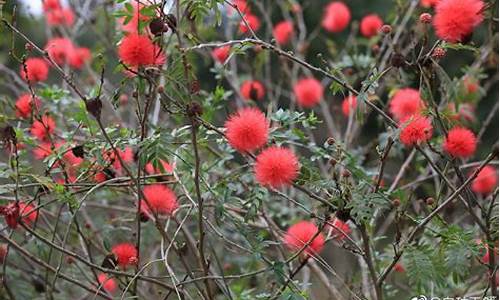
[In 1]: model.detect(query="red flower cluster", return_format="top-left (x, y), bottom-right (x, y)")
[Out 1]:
top-left (225, 107), bottom-right (269, 153)
top-left (120, 2), bottom-right (152, 34)
top-left (140, 184), bottom-right (179, 219)
top-left (31, 115), bottom-right (56, 141)
top-left (399, 116), bottom-right (433, 147)
top-left (471, 166), bottom-right (497, 195)
top-left (283, 221), bottom-right (325, 256)
top-left (330, 218), bottom-right (351, 241)
top-left (45, 38), bottom-right (91, 69)
top-left (1, 202), bottom-right (38, 229)
top-left (240, 80), bottom-right (265, 101)
top-left (211, 46), bottom-right (231, 64)
top-left (118, 34), bottom-right (165, 69)
top-left (322, 2), bottom-right (351, 33)
top-left (20, 58), bottom-right (49, 83)
top-left (389, 88), bottom-right (425, 122)
top-left (273, 21), bottom-right (294, 45)
top-left (111, 243), bottom-right (138, 269)
top-left (420, 0), bottom-right (439, 7)
top-left (293, 78), bottom-right (324, 108)
top-left (433, 0), bottom-right (485, 43)
top-left (254, 146), bottom-right (299, 188)
top-left (443, 127), bottom-right (477, 158)
top-left (342, 95), bottom-right (357, 117)
top-left (97, 273), bottom-right (117, 293)
top-left (239, 14), bottom-right (261, 34)
top-left (145, 160), bottom-right (174, 175)
top-left (15, 94), bottom-right (41, 119)
top-left (43, 0), bottom-right (74, 27)
top-left (360, 14), bottom-right (383, 38)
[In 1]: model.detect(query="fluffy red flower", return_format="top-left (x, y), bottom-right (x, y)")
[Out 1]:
top-left (420, 0), bottom-right (439, 7)
top-left (394, 263), bottom-right (405, 273)
top-left (239, 14), bottom-right (261, 34)
top-left (283, 221), bottom-right (325, 256)
top-left (46, 8), bottom-right (75, 27)
top-left (33, 142), bottom-right (52, 160)
top-left (45, 38), bottom-right (75, 65)
top-left (31, 115), bottom-right (56, 141)
top-left (360, 14), bottom-right (383, 38)
top-left (230, 0), bottom-right (250, 14)
top-left (15, 94), bottom-right (41, 119)
top-left (342, 95), bottom-right (357, 117)
top-left (69, 47), bottom-right (91, 69)
top-left (98, 273), bottom-right (117, 293)
top-left (105, 147), bottom-right (134, 175)
top-left (293, 78), bottom-right (324, 108)
top-left (1, 202), bottom-right (38, 229)
top-left (145, 160), bottom-right (174, 175)
top-left (225, 107), bottom-right (269, 153)
top-left (43, 0), bottom-right (61, 12)
top-left (211, 46), bottom-right (230, 64)
top-left (471, 166), bottom-right (498, 195)
top-left (120, 2), bottom-right (152, 34)
top-left (322, 2), bottom-right (351, 33)
top-left (273, 21), bottom-right (294, 45)
top-left (240, 80), bottom-right (265, 101)
top-left (140, 184), bottom-right (178, 218)
top-left (111, 243), bottom-right (138, 269)
top-left (20, 58), bottom-right (49, 83)
top-left (399, 116), bottom-right (433, 147)
top-left (433, 0), bottom-right (484, 43)
top-left (463, 76), bottom-right (479, 94)
top-left (118, 34), bottom-right (165, 68)
top-left (254, 146), bottom-right (299, 188)
top-left (443, 127), bottom-right (477, 158)
top-left (388, 88), bottom-right (425, 122)
top-left (330, 218), bottom-right (351, 240)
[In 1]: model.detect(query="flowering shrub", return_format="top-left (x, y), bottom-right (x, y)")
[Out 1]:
top-left (0, 0), bottom-right (497, 299)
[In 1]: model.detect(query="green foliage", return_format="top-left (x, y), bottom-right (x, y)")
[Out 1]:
top-left (404, 244), bottom-right (445, 292)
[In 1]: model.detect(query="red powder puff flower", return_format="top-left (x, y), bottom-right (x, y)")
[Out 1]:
top-left (229, 0), bottom-right (250, 15)
top-left (97, 273), bottom-right (117, 293)
top-left (360, 14), bottom-right (383, 38)
top-left (420, 0), bottom-right (439, 7)
top-left (443, 127), bottom-right (477, 158)
top-left (20, 58), bottom-right (49, 83)
top-left (293, 78), bottom-right (324, 108)
top-left (31, 115), bottom-right (56, 141)
top-left (399, 116), bottom-right (433, 147)
top-left (0, 202), bottom-right (38, 229)
top-left (254, 146), bottom-right (299, 188)
top-left (273, 21), bottom-right (294, 45)
top-left (94, 171), bottom-right (108, 183)
top-left (45, 38), bottom-right (75, 65)
top-left (471, 165), bottom-right (498, 195)
top-left (330, 218), bottom-right (351, 240)
top-left (211, 46), bottom-right (230, 64)
top-left (225, 107), bottom-right (269, 153)
top-left (240, 80), bottom-right (265, 101)
top-left (43, 0), bottom-right (61, 12)
top-left (111, 243), bottom-right (138, 269)
top-left (140, 184), bottom-right (178, 219)
top-left (46, 8), bottom-right (75, 27)
top-left (394, 263), bottom-right (405, 273)
top-left (239, 14), bottom-right (261, 34)
top-left (120, 1), bottom-right (153, 34)
top-left (388, 88), bottom-right (425, 122)
top-left (63, 148), bottom-right (84, 167)
top-left (15, 94), bottom-right (41, 119)
top-left (33, 142), bottom-right (53, 160)
top-left (145, 160), bottom-right (174, 175)
top-left (478, 240), bottom-right (499, 264)
top-left (342, 95), bottom-right (357, 117)
top-left (106, 147), bottom-right (134, 174)
top-left (463, 76), bottom-right (479, 94)
top-left (118, 34), bottom-right (165, 68)
top-left (283, 221), bottom-right (325, 256)
top-left (322, 2), bottom-right (351, 33)
top-left (433, 0), bottom-right (484, 43)
top-left (69, 47), bottom-right (91, 69)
